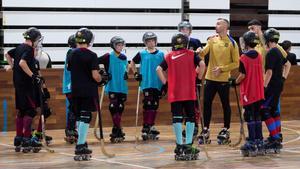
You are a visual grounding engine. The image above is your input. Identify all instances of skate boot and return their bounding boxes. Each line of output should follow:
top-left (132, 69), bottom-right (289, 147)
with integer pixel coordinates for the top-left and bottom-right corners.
top-left (64, 129), bottom-right (78, 144)
top-left (21, 137), bottom-right (32, 153)
top-left (14, 136), bottom-right (23, 152)
top-left (264, 137), bottom-right (282, 154)
top-left (148, 125), bottom-right (160, 140)
top-left (217, 128), bottom-right (231, 145)
top-left (255, 139), bottom-right (265, 156)
top-left (142, 125), bottom-right (160, 141)
top-left (110, 126), bottom-right (125, 143)
top-left (181, 144), bottom-right (200, 161)
top-left (174, 144), bottom-right (185, 161)
top-left (33, 131), bottom-right (53, 145)
top-left (31, 136), bottom-right (42, 153)
top-left (198, 128), bottom-right (211, 144)
top-left (240, 138), bottom-right (257, 157)
top-left (74, 144), bottom-right (92, 161)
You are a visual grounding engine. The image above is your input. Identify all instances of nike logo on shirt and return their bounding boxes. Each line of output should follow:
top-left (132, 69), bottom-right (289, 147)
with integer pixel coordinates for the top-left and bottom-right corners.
top-left (171, 53), bottom-right (185, 60)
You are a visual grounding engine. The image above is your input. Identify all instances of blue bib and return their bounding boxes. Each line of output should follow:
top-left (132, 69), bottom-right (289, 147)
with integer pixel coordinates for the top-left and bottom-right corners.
top-left (105, 52), bottom-right (128, 94)
top-left (140, 49), bottom-right (164, 90)
top-left (62, 49), bottom-right (72, 94)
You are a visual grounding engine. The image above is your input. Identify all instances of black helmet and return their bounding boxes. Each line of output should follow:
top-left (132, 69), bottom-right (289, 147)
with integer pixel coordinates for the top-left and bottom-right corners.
top-left (23, 27), bottom-right (42, 42)
top-left (171, 32), bottom-right (188, 50)
top-left (75, 28), bottom-right (94, 45)
top-left (243, 31), bottom-right (259, 48)
top-left (142, 31), bottom-right (157, 44)
top-left (264, 28), bottom-right (280, 43)
top-left (178, 21), bottom-right (192, 31)
top-left (110, 36), bottom-right (125, 50)
top-left (68, 34), bottom-right (76, 48)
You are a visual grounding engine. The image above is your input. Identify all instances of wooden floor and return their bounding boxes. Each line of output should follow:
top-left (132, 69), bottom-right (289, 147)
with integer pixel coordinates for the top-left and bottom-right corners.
top-left (1, 121), bottom-right (300, 169)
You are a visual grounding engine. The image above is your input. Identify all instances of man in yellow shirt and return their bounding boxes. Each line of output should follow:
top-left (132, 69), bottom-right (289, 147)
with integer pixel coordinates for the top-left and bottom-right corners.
top-left (196, 18), bottom-right (239, 145)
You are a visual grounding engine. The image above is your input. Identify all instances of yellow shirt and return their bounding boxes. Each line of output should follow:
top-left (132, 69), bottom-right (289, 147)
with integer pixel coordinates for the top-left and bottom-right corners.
top-left (200, 35), bottom-right (240, 82)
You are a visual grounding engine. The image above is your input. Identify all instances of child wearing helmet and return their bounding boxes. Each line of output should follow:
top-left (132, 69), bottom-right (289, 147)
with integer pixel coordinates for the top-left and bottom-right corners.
top-left (98, 36), bottom-right (128, 143)
top-left (130, 31), bottom-right (164, 141)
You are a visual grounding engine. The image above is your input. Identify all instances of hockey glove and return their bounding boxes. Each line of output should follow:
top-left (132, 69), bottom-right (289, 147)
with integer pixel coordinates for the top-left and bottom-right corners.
top-left (32, 74), bottom-right (42, 85)
top-left (134, 72), bottom-right (142, 82)
top-left (124, 72), bottom-right (128, 80)
top-left (228, 77), bottom-right (237, 87)
top-left (160, 82), bottom-right (168, 97)
top-left (99, 70), bottom-right (111, 86)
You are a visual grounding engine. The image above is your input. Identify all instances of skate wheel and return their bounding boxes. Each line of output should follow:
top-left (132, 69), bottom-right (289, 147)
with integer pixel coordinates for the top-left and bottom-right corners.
top-left (32, 148), bottom-right (40, 153)
top-left (15, 147), bottom-right (21, 152)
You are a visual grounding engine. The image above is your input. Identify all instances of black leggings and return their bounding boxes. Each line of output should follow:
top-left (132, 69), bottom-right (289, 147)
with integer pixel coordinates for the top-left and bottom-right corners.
top-left (203, 80), bottom-right (231, 129)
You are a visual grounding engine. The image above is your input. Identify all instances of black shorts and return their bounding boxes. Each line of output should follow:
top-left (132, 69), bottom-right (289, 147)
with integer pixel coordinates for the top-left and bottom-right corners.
top-left (73, 96), bottom-right (99, 115)
top-left (15, 85), bottom-right (38, 110)
top-left (171, 101), bottom-right (195, 115)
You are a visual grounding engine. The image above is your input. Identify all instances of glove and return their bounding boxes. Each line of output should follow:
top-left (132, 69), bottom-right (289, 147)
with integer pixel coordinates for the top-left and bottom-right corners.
top-left (43, 88), bottom-right (50, 99)
top-left (99, 70), bottom-right (111, 86)
top-left (160, 82), bottom-right (168, 97)
top-left (134, 72), bottom-right (142, 82)
top-left (32, 74), bottom-right (42, 85)
top-left (228, 77), bottom-right (237, 87)
top-left (124, 72), bottom-right (128, 80)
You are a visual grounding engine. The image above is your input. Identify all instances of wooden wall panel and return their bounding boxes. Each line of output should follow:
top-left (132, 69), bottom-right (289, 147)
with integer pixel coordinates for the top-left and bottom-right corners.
top-left (0, 67), bottom-right (299, 131)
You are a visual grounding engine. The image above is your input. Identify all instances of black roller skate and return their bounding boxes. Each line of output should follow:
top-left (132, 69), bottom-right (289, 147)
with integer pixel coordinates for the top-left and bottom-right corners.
top-left (31, 136), bottom-right (42, 153)
top-left (217, 128), bottom-right (231, 145)
top-left (74, 143), bottom-right (92, 161)
top-left (240, 138), bottom-right (257, 157)
top-left (142, 125), bottom-right (160, 141)
top-left (14, 136), bottom-right (23, 152)
top-left (64, 129), bottom-right (78, 144)
top-left (264, 137), bottom-right (282, 154)
top-left (198, 128), bottom-right (211, 144)
top-left (110, 126), bottom-right (125, 143)
top-left (174, 144), bottom-right (185, 161)
top-left (22, 137), bottom-right (32, 153)
top-left (182, 144), bottom-right (200, 161)
top-left (255, 139), bottom-right (265, 156)
top-left (33, 131), bottom-right (53, 145)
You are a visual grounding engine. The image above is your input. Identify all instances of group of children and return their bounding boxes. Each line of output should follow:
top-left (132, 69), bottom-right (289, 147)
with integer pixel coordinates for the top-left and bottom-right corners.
top-left (5, 18), bottom-right (291, 161)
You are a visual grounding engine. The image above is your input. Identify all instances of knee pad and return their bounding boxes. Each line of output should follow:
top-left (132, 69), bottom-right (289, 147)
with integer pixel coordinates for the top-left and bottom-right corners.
top-left (243, 109), bottom-right (255, 122)
top-left (24, 109), bottom-right (37, 118)
top-left (109, 93), bottom-right (119, 114)
top-left (118, 102), bottom-right (124, 113)
top-left (43, 103), bottom-right (52, 119)
top-left (143, 90), bottom-right (159, 110)
top-left (79, 111), bottom-right (92, 123)
top-left (172, 112), bottom-right (183, 123)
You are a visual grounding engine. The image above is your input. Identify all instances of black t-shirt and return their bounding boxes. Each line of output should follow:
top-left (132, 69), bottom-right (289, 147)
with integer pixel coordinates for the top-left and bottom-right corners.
top-left (159, 52), bottom-right (201, 71)
top-left (286, 52), bottom-right (297, 65)
top-left (98, 52), bottom-right (127, 72)
top-left (188, 37), bottom-right (202, 51)
top-left (8, 43), bottom-right (39, 87)
top-left (132, 50), bottom-right (159, 64)
top-left (265, 47), bottom-right (287, 91)
top-left (67, 48), bottom-right (99, 97)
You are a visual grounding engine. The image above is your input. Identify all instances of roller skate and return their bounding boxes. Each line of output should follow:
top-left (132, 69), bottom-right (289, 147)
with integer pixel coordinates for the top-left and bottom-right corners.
top-left (142, 125), bottom-right (160, 141)
top-left (240, 138), bottom-right (257, 157)
top-left (31, 136), bottom-right (42, 153)
top-left (21, 137), bottom-right (32, 153)
top-left (182, 124), bottom-right (199, 141)
top-left (255, 139), bottom-right (265, 156)
top-left (198, 127), bottom-right (211, 144)
top-left (74, 143), bottom-right (92, 161)
top-left (217, 128), bottom-right (231, 145)
top-left (110, 126), bottom-right (125, 143)
top-left (181, 144), bottom-right (200, 161)
top-left (32, 131), bottom-right (53, 145)
top-left (14, 136), bottom-right (23, 152)
top-left (64, 129), bottom-right (78, 144)
top-left (264, 137), bottom-right (282, 154)
top-left (174, 144), bottom-right (185, 161)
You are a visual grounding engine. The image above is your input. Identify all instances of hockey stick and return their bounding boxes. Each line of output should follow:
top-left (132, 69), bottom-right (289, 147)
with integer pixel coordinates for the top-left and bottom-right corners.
top-left (229, 85), bottom-right (246, 147)
top-left (38, 83), bottom-right (54, 153)
top-left (94, 86), bottom-right (105, 140)
top-left (135, 86), bottom-right (141, 144)
top-left (96, 86), bottom-right (115, 158)
top-left (196, 84), bottom-right (210, 160)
